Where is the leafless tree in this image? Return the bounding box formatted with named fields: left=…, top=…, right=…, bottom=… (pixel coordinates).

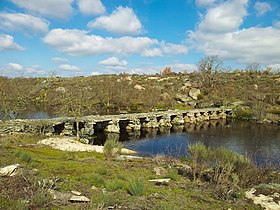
left=198, top=56, right=223, bottom=88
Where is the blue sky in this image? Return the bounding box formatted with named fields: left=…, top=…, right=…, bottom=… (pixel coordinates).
left=0, top=0, right=279, bottom=77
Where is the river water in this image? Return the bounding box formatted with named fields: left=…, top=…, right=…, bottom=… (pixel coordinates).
left=122, top=119, right=280, bottom=166
left=1, top=110, right=279, bottom=165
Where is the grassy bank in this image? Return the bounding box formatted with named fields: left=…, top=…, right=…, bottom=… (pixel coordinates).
left=1, top=134, right=279, bottom=209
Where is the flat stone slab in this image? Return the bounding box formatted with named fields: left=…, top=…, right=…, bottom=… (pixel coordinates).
left=38, top=137, right=136, bottom=154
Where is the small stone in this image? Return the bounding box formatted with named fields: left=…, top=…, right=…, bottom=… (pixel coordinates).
left=91, top=186, right=98, bottom=190
left=71, top=190, right=81, bottom=196
left=69, top=195, right=90, bottom=202
left=153, top=167, right=168, bottom=176
left=0, top=164, right=19, bottom=177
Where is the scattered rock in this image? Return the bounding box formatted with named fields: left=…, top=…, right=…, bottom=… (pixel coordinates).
left=245, top=184, right=280, bottom=210
left=79, top=138, right=89, bottom=144
left=71, top=190, right=81, bottom=196
left=55, top=87, right=66, bottom=93
left=115, top=155, right=144, bottom=161
left=153, top=167, right=168, bottom=176
left=91, top=185, right=99, bottom=190
left=189, top=88, right=201, bottom=100
left=0, top=164, right=19, bottom=176
left=175, top=93, right=193, bottom=103
left=69, top=195, right=90, bottom=203
left=147, top=76, right=160, bottom=80
left=134, top=84, right=145, bottom=91
left=149, top=178, right=171, bottom=185
left=48, top=189, right=72, bottom=201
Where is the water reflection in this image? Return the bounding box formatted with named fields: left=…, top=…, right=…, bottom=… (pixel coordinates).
left=124, top=119, right=280, bottom=166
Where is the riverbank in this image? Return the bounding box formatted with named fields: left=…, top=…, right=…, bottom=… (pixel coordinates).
left=0, top=133, right=279, bottom=209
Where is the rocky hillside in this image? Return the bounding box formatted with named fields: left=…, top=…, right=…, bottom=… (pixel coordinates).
left=0, top=71, right=279, bottom=123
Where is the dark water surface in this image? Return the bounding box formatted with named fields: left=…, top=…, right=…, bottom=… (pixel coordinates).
left=123, top=119, right=280, bottom=166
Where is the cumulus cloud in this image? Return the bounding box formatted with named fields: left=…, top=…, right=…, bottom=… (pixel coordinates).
left=88, top=6, right=142, bottom=35
left=43, top=28, right=158, bottom=56
left=10, top=0, right=74, bottom=20
left=195, top=0, right=216, bottom=7
left=99, top=56, right=128, bottom=66
left=77, top=0, right=105, bottom=16
left=188, top=0, right=280, bottom=65
left=0, top=12, right=49, bottom=35
left=274, top=21, right=280, bottom=29
left=170, top=63, right=198, bottom=73
left=254, top=1, right=272, bottom=17
left=197, top=0, right=248, bottom=34
left=51, top=57, right=70, bottom=63
left=58, top=64, right=81, bottom=72
left=0, top=34, right=24, bottom=51
left=141, top=42, right=188, bottom=57
left=0, top=63, right=46, bottom=77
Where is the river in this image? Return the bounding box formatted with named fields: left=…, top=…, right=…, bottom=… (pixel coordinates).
left=121, top=119, right=280, bottom=166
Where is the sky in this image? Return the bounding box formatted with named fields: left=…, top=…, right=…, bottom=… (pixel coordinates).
left=0, top=0, right=280, bottom=77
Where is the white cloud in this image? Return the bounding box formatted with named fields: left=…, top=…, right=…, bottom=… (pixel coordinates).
left=160, top=42, right=188, bottom=55
left=44, top=29, right=188, bottom=57
left=77, top=0, right=105, bottom=16
left=0, top=12, right=49, bottom=35
left=274, top=21, right=280, bottom=29
left=99, top=57, right=128, bottom=66
left=0, top=63, right=46, bottom=77
left=91, top=71, right=102, bottom=75
left=10, top=0, right=74, bottom=20
left=44, top=28, right=158, bottom=56
left=58, top=64, right=81, bottom=72
left=195, top=0, right=216, bottom=7
left=88, top=6, right=142, bottom=35
left=141, top=48, right=162, bottom=57
left=51, top=57, right=70, bottom=63
left=0, top=34, right=24, bottom=51
left=197, top=0, right=248, bottom=34
left=268, top=64, right=280, bottom=71
left=170, top=63, right=198, bottom=73
left=141, top=42, right=188, bottom=57
left=254, top=1, right=272, bottom=17
left=188, top=0, right=280, bottom=65
left=8, top=63, right=23, bottom=71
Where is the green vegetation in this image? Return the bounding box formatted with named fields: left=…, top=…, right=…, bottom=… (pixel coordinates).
left=103, top=138, right=123, bottom=159
left=0, top=134, right=278, bottom=209
left=0, top=66, right=279, bottom=123
left=127, top=178, right=145, bottom=196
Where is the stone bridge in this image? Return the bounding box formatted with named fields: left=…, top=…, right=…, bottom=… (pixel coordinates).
left=0, top=108, right=232, bottom=136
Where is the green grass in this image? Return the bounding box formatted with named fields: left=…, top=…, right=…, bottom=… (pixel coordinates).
left=0, top=133, right=271, bottom=209
left=127, top=178, right=145, bottom=196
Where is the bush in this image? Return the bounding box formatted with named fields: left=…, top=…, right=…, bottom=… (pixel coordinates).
left=15, top=151, right=32, bottom=163
left=187, top=143, right=253, bottom=200
left=103, top=138, right=123, bottom=159
left=127, top=178, right=145, bottom=196
left=105, top=179, right=125, bottom=191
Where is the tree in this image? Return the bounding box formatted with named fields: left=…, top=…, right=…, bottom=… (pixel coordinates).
left=0, top=78, right=30, bottom=120
left=198, top=56, right=223, bottom=88
left=245, top=63, right=261, bottom=73
left=58, top=86, right=91, bottom=140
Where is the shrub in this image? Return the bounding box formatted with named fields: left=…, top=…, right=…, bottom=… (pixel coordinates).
left=187, top=143, right=253, bottom=200
left=103, top=138, right=123, bottom=159
left=15, top=151, right=32, bottom=163
left=127, top=178, right=145, bottom=196
left=105, top=179, right=125, bottom=191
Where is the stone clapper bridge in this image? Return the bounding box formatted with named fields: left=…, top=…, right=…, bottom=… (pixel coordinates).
left=0, top=108, right=232, bottom=137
